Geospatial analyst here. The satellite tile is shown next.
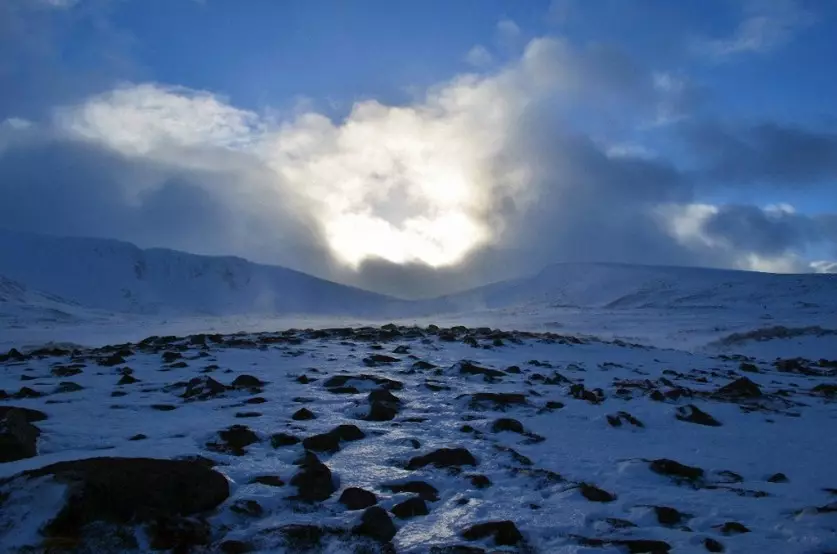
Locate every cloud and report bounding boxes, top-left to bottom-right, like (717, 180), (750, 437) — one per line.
(696, 0), (816, 60)
(1, 27), (836, 297)
(465, 45), (494, 67)
(687, 121), (837, 187)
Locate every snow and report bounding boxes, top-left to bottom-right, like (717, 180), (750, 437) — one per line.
(2, 327), (837, 552)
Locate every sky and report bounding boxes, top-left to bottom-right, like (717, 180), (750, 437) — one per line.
(1, 0), (836, 297)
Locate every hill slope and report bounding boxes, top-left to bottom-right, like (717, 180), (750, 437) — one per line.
(0, 230), (402, 317)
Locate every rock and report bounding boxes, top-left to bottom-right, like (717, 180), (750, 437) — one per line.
(767, 472), (788, 483)
(0, 406), (47, 422)
(580, 483), (616, 502)
(117, 374), (140, 385)
(491, 418), (525, 434)
(718, 521), (750, 535)
(382, 481), (439, 501)
(207, 425), (259, 456)
(147, 516), (211, 551)
(354, 506), (396, 542)
(324, 374), (403, 390)
(570, 384), (603, 404)
(150, 404), (177, 411)
(162, 351), (182, 363)
(469, 474), (491, 489)
(654, 506), (687, 525)
(0, 409), (40, 463)
(369, 388), (401, 404)
(292, 407), (316, 421)
(302, 432), (341, 454)
(128, 434), (147, 441)
(250, 475), (284, 487)
(649, 458), (704, 483)
(461, 521), (522, 546)
(13, 386), (42, 399)
(55, 381), (84, 394)
(430, 547), (486, 554)
(363, 354), (400, 366)
(393, 345), (410, 354)
(290, 451), (336, 502)
(367, 401), (398, 421)
(605, 518), (637, 529)
(52, 365), (83, 377)
(457, 361), (506, 380)
(704, 537), (724, 552)
(391, 497), (429, 519)
(407, 448), (477, 470)
(716, 377), (762, 399)
(218, 539), (254, 553)
(231, 374), (265, 390)
(14, 457), (228, 537)
(339, 487), (378, 510)
(219, 539), (254, 553)
(467, 393), (527, 411)
(676, 405), (722, 426)
(412, 361), (437, 371)
(181, 377), (227, 400)
(230, 499), (263, 517)
(606, 411), (644, 428)
(332, 424), (365, 441)
(270, 433), (301, 448)
(577, 537), (672, 553)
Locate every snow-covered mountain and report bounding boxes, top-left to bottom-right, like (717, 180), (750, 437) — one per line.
(0, 230), (402, 317)
(433, 262), (837, 312)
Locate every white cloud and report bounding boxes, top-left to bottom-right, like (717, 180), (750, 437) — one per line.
(811, 260), (837, 274)
(696, 0), (815, 60)
(496, 18), (521, 48)
(465, 45), (494, 67)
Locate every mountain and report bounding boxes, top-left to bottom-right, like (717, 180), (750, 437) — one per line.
(0, 229), (403, 317)
(432, 262), (837, 312)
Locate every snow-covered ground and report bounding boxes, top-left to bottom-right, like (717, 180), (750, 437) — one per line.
(2, 325), (837, 553)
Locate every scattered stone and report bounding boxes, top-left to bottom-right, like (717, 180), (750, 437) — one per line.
(207, 425), (259, 456)
(407, 448), (477, 470)
(270, 433), (300, 448)
(654, 506), (688, 526)
(676, 405), (722, 427)
(0, 406), (47, 422)
(245, 397), (267, 404)
(429, 547), (486, 554)
(363, 354), (400, 366)
(55, 381), (84, 394)
(181, 376), (227, 400)
(392, 497), (429, 519)
(469, 474), (491, 489)
(767, 472), (789, 483)
(128, 434), (147, 441)
(461, 521), (522, 546)
(580, 483), (616, 502)
(147, 516), (210, 551)
(235, 411), (261, 418)
(717, 521), (750, 535)
(13, 386), (42, 399)
(52, 365), (83, 378)
(230, 499), (263, 517)
(367, 401), (398, 422)
(649, 458), (704, 483)
(339, 487), (377, 510)
(290, 451), (336, 502)
(606, 411), (644, 428)
(292, 407), (316, 421)
(150, 404), (177, 412)
(219, 539), (254, 553)
(369, 388), (401, 404)
(354, 506), (396, 542)
(704, 537), (724, 552)
(231, 374), (265, 390)
(491, 418), (525, 434)
(382, 481), (439, 501)
(467, 393), (527, 411)
(457, 361), (506, 380)
(0, 409), (40, 462)
(117, 374), (140, 385)
(570, 384), (604, 404)
(716, 377), (762, 399)
(250, 475), (284, 487)
(302, 432), (340, 454)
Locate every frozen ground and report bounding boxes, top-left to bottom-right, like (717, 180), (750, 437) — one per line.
(2, 324), (837, 553)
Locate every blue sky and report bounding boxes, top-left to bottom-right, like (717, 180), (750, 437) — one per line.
(1, 0), (836, 292)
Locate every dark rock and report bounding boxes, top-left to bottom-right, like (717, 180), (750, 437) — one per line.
(716, 377), (762, 398)
(162, 351), (183, 363)
(128, 434), (147, 441)
(363, 354), (400, 366)
(52, 365), (83, 377)
(303, 432), (341, 454)
(150, 404), (177, 412)
(292, 407), (316, 421)
(577, 537), (672, 553)
(606, 411), (644, 428)
(412, 361), (437, 370)
(570, 384), (603, 404)
(55, 381), (84, 394)
(324, 373), (403, 391)
(649, 390), (666, 402)
(230, 499), (263, 517)
(16, 457), (228, 537)
(333, 424), (365, 441)
(245, 397), (267, 404)
(207, 425), (259, 456)
(13, 386), (42, 399)
(219, 539), (254, 553)
(491, 418), (525, 434)
(393, 345), (410, 354)
(290, 451), (336, 502)
(275, 524), (328, 550)
(391, 497), (429, 519)
(382, 481), (439, 501)
(430, 546), (486, 554)
(467, 393), (527, 410)
(407, 448), (477, 470)
(147, 516), (211, 551)
(649, 458), (704, 482)
(181, 376), (227, 400)
(676, 404), (722, 426)
(250, 475), (284, 487)
(469, 474), (491, 489)
(461, 521), (522, 546)
(231, 374), (265, 390)
(654, 506), (687, 525)
(0, 406), (47, 422)
(457, 361), (506, 380)
(0, 409), (40, 462)
(99, 353), (126, 367)
(367, 401), (398, 421)
(235, 411), (261, 418)
(339, 487), (377, 510)
(704, 538), (724, 552)
(718, 521), (750, 535)
(270, 433), (300, 448)
(580, 483), (616, 502)
(117, 374), (140, 385)
(354, 506), (396, 542)
(605, 518), (637, 529)
(369, 388), (401, 404)
(767, 472), (788, 483)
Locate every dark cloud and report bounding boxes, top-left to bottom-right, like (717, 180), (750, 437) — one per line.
(689, 122), (837, 187)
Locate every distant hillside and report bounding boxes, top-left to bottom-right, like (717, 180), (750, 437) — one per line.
(432, 262), (837, 312)
(0, 230), (403, 317)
